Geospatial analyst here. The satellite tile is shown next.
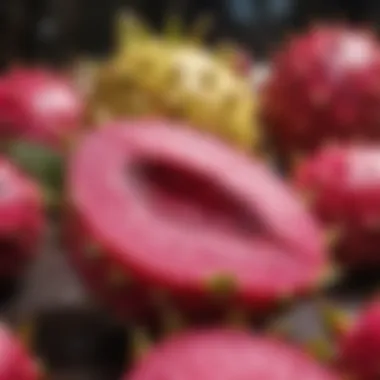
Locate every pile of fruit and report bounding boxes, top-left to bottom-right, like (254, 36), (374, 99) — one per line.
(1, 13), (380, 380)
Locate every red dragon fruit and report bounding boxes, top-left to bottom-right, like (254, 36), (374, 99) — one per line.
(336, 300), (380, 380)
(0, 322), (40, 380)
(65, 119), (327, 321)
(262, 25), (380, 169)
(0, 157), (44, 279)
(293, 143), (380, 268)
(124, 328), (339, 380)
(0, 66), (84, 148)
(0, 66), (85, 205)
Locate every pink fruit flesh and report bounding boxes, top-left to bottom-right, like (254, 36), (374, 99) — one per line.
(0, 67), (84, 149)
(262, 25), (380, 161)
(0, 323), (40, 380)
(338, 300), (380, 380)
(125, 328), (339, 380)
(294, 143), (380, 267)
(0, 157), (44, 277)
(66, 120), (326, 317)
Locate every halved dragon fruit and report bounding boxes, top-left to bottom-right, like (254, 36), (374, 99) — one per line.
(294, 143), (380, 267)
(124, 328), (339, 380)
(0, 66), (85, 205)
(0, 322), (40, 380)
(262, 25), (380, 169)
(0, 157), (44, 279)
(65, 119), (327, 320)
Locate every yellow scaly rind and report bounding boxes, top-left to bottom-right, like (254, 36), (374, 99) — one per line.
(87, 13), (260, 153)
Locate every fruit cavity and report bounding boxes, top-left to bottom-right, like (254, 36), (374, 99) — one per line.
(65, 119), (327, 320)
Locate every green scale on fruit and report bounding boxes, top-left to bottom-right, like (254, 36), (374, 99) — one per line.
(0, 66), (85, 210)
(3, 140), (64, 209)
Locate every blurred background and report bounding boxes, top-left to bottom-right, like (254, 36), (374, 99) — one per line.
(2, 0), (380, 69)
(0, 1), (379, 379)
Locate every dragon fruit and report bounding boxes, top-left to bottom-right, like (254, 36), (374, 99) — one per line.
(0, 66), (84, 148)
(85, 14), (259, 152)
(336, 300), (380, 380)
(262, 25), (380, 168)
(0, 66), (85, 205)
(124, 328), (339, 380)
(293, 143), (380, 267)
(0, 322), (40, 380)
(0, 157), (44, 279)
(65, 119), (327, 321)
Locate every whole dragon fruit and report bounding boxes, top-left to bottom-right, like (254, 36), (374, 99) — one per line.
(65, 119), (327, 321)
(0, 157), (45, 279)
(293, 143), (380, 268)
(0, 67), (84, 148)
(0, 66), (85, 205)
(336, 300), (380, 380)
(262, 25), (380, 168)
(0, 322), (40, 380)
(124, 328), (339, 380)
(85, 14), (259, 152)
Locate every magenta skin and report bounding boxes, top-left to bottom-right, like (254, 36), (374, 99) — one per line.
(262, 25), (380, 161)
(0, 157), (45, 277)
(124, 329), (339, 380)
(338, 300), (380, 380)
(0, 323), (40, 380)
(294, 143), (380, 267)
(0, 67), (84, 149)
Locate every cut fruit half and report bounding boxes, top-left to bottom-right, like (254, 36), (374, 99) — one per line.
(65, 119), (328, 319)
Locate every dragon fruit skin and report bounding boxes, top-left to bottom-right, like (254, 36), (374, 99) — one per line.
(0, 67), (85, 206)
(0, 157), (45, 278)
(294, 143), (380, 267)
(65, 119), (328, 321)
(262, 25), (380, 167)
(337, 300), (380, 380)
(0, 323), (40, 380)
(0, 67), (84, 149)
(124, 328), (339, 380)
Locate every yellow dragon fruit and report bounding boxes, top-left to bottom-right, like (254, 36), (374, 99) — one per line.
(83, 13), (260, 152)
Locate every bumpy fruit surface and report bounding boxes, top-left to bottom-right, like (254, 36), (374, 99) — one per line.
(65, 119), (327, 320)
(86, 15), (259, 152)
(262, 25), (380, 166)
(294, 143), (380, 267)
(337, 300), (380, 380)
(0, 157), (44, 278)
(0, 66), (84, 148)
(124, 328), (339, 380)
(0, 67), (84, 201)
(0, 323), (40, 380)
